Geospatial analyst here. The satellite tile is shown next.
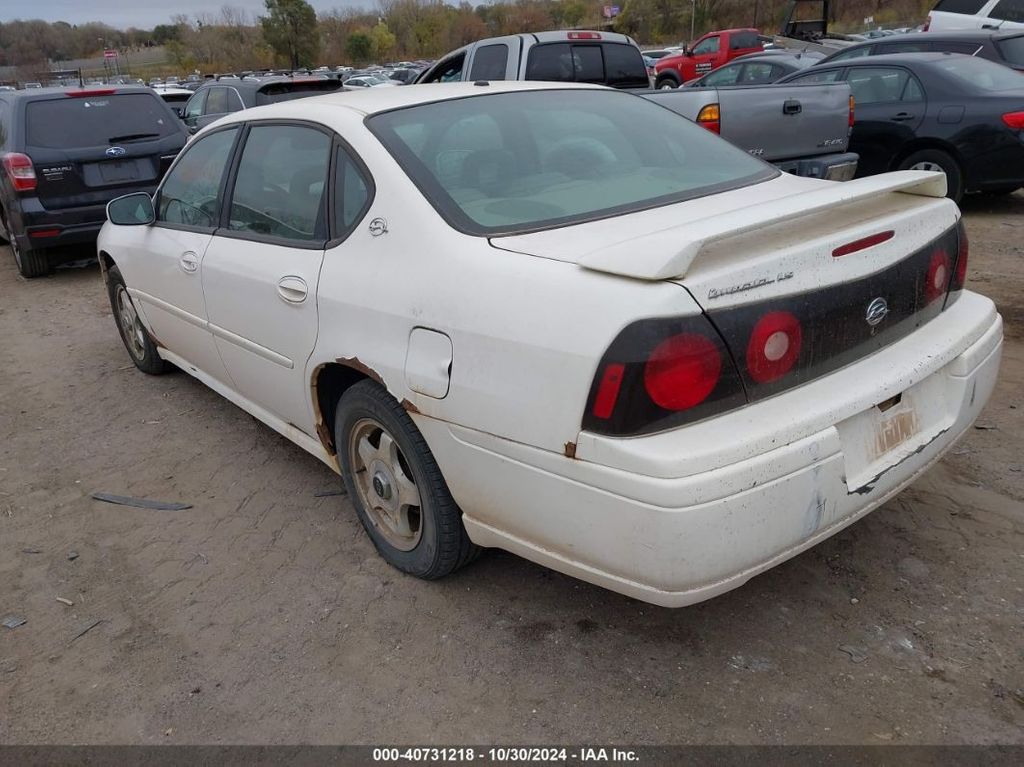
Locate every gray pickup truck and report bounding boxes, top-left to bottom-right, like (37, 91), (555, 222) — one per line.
(642, 82), (858, 180)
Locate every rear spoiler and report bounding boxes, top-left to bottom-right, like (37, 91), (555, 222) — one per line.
(578, 171), (947, 281)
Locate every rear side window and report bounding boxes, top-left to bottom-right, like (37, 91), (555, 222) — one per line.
(789, 68), (843, 83)
(829, 46), (872, 61)
(25, 93), (177, 148)
(932, 53), (1024, 89)
(991, 0), (1024, 22)
(995, 34), (1024, 64)
(940, 41), (986, 54)
(205, 87), (229, 114)
(469, 44), (509, 81)
(931, 0), (988, 11)
(731, 32), (760, 49)
(703, 64), (742, 85)
(333, 146), (372, 235)
(158, 127), (238, 228)
(845, 67), (914, 104)
(602, 44), (649, 88)
(227, 124), (331, 242)
(881, 41), (931, 53)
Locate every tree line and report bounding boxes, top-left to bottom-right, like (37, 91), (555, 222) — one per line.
(1, 0), (933, 74)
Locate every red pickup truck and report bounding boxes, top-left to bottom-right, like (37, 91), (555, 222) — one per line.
(654, 28), (764, 89)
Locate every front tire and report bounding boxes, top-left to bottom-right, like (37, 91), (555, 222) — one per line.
(897, 149), (963, 203)
(106, 265), (170, 374)
(336, 380), (479, 579)
(656, 77), (678, 90)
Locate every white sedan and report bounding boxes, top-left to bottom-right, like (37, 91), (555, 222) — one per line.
(98, 81), (1002, 607)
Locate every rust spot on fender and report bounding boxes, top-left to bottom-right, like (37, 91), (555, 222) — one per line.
(564, 441), (577, 459)
(400, 398), (421, 415)
(335, 356), (384, 386)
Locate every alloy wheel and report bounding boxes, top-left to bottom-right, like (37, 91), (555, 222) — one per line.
(115, 285), (146, 360)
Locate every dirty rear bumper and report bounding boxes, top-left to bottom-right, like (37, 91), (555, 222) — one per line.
(416, 293), (1002, 607)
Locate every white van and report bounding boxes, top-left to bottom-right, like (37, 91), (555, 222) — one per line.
(926, 0), (1024, 31)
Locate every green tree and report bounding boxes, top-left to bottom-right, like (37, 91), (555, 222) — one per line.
(370, 22), (398, 62)
(260, 0), (319, 68)
(346, 31), (373, 65)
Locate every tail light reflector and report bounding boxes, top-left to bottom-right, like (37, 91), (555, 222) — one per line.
(696, 103), (721, 134)
(2, 152), (37, 192)
(28, 228), (61, 238)
(849, 95), (855, 128)
(925, 247), (951, 303)
(592, 363), (625, 420)
(951, 220), (969, 291)
(746, 312), (802, 384)
(644, 333), (722, 411)
(1002, 111), (1024, 129)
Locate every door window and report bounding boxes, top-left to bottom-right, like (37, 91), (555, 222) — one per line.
(931, 0), (987, 11)
(333, 146), (373, 236)
(226, 88), (244, 112)
(702, 64), (741, 85)
(829, 46), (873, 61)
(469, 44), (509, 81)
(421, 54), (466, 83)
(740, 62), (779, 83)
(205, 87), (228, 115)
(990, 0), (1024, 22)
(844, 67), (913, 105)
(184, 90), (207, 119)
(157, 127), (238, 228)
(226, 124), (331, 242)
(788, 68), (843, 83)
(692, 36), (721, 56)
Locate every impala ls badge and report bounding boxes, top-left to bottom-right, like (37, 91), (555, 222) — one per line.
(106, 146), (127, 157)
(865, 297), (889, 327)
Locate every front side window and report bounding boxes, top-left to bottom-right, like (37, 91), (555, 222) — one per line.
(184, 90), (206, 119)
(740, 62), (779, 83)
(158, 127), (238, 228)
(692, 36), (721, 56)
(845, 67), (912, 105)
(788, 68), (843, 83)
(469, 44), (509, 81)
(422, 54), (466, 84)
(368, 89), (774, 236)
(227, 124), (331, 242)
(703, 64), (741, 86)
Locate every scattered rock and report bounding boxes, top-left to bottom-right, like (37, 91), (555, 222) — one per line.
(55, 597), (74, 607)
(2, 615), (26, 630)
(67, 551), (79, 561)
(850, 597), (860, 605)
(21, 547), (41, 554)
(973, 424), (997, 431)
(838, 644), (868, 664)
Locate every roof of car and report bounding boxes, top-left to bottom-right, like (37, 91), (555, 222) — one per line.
(815, 51), (991, 68)
(0, 85), (158, 102)
(207, 81), (608, 125)
(841, 29), (1024, 46)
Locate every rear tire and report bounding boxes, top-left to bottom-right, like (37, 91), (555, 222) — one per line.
(336, 380), (480, 580)
(656, 77), (678, 90)
(897, 149), (963, 204)
(1, 208), (50, 278)
(107, 265), (171, 374)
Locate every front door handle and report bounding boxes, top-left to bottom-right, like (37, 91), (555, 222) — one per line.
(892, 112), (916, 122)
(783, 99), (802, 116)
(276, 276), (308, 304)
(179, 251), (199, 273)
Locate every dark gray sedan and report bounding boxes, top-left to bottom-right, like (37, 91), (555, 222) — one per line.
(684, 50), (825, 87)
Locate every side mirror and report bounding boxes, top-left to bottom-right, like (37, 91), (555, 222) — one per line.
(107, 192), (155, 226)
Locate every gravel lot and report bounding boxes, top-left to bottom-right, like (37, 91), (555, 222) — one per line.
(1, 194), (1022, 745)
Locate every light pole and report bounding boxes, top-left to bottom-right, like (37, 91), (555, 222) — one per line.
(690, 0), (696, 44)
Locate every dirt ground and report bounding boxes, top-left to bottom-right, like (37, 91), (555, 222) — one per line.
(1, 195), (1022, 746)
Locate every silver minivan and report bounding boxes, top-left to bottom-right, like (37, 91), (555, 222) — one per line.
(926, 0), (1024, 32)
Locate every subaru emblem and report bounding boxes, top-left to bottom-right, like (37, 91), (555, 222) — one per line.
(106, 146), (126, 157)
(865, 297), (889, 327)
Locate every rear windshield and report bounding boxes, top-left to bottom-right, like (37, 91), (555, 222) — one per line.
(526, 43), (649, 89)
(996, 34), (1024, 66)
(932, 0), (987, 12)
(932, 54), (1024, 90)
(368, 89), (775, 236)
(25, 93), (177, 148)
(255, 80), (342, 105)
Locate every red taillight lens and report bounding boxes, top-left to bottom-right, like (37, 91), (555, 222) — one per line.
(1002, 111), (1024, 130)
(925, 247), (951, 303)
(592, 363), (625, 420)
(745, 311), (802, 384)
(952, 220), (969, 291)
(644, 333), (722, 411)
(832, 230), (894, 258)
(567, 32), (601, 40)
(68, 88), (116, 97)
(849, 95), (855, 128)
(696, 103), (721, 135)
(2, 152), (37, 192)
(923, 16), (931, 32)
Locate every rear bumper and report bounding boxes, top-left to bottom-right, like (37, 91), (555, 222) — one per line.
(417, 292), (1002, 607)
(775, 152), (859, 181)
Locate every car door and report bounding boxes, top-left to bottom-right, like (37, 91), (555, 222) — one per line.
(690, 35), (722, 77)
(182, 88), (207, 133)
(842, 66), (927, 176)
(125, 125), (240, 383)
(199, 121), (334, 430)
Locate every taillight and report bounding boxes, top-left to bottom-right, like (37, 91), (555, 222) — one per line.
(567, 32), (601, 40)
(832, 230), (894, 258)
(849, 95), (855, 128)
(745, 311), (802, 384)
(644, 333), (721, 410)
(68, 88), (116, 97)
(583, 315), (745, 436)
(924, 247), (951, 304)
(2, 152), (37, 192)
(1002, 111), (1024, 129)
(923, 15), (931, 32)
(950, 219), (969, 293)
(696, 103), (720, 135)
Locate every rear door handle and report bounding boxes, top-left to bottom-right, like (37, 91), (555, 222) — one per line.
(276, 276), (308, 304)
(892, 112), (916, 122)
(783, 99), (802, 115)
(179, 251), (199, 273)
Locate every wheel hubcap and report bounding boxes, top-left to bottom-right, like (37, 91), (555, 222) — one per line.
(116, 286), (146, 360)
(349, 418), (422, 551)
(910, 161), (944, 174)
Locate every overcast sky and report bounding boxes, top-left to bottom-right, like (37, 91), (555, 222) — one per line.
(2, 1), (376, 29)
